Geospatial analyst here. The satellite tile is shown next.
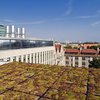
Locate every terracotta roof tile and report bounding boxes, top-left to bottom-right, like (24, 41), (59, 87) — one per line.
(65, 49), (79, 53)
(81, 49), (97, 54)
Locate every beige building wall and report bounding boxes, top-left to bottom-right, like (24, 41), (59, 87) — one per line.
(0, 46), (56, 65)
(64, 55), (96, 68)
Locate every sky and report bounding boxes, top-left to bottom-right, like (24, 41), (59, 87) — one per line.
(0, 0), (100, 42)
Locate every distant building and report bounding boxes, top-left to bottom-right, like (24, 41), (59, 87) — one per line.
(0, 25), (6, 37)
(66, 42), (79, 48)
(64, 48), (100, 67)
(65, 42), (100, 49)
(0, 25), (64, 66)
(81, 43), (99, 49)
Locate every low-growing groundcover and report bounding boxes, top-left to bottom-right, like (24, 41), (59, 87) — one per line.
(0, 62), (99, 100)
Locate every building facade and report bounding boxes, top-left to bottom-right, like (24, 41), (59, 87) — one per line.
(0, 45), (55, 65)
(64, 49), (100, 67)
(0, 38), (64, 65)
(0, 25), (64, 66)
(0, 25), (6, 37)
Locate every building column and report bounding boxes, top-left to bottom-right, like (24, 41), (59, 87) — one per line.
(21, 55), (24, 62)
(72, 57), (75, 67)
(43, 52), (45, 64)
(25, 55), (28, 63)
(85, 57), (89, 68)
(48, 51), (50, 64)
(46, 51), (48, 64)
(49, 51), (51, 65)
(31, 53), (33, 63)
(45, 51), (47, 64)
(16, 56), (19, 62)
(10, 57), (13, 62)
(33, 53), (35, 64)
(40, 52), (42, 64)
(36, 53), (38, 64)
(29, 54), (32, 63)
(78, 57), (82, 67)
(90, 57), (93, 61)
(69, 57), (71, 66)
(38, 52), (41, 64)
(42, 51), (44, 64)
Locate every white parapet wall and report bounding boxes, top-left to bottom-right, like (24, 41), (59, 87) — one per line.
(0, 46), (56, 65)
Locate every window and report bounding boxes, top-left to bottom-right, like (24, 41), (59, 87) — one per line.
(31, 54), (33, 63)
(40, 52), (42, 63)
(66, 56), (69, 59)
(13, 56), (16, 61)
(28, 54), (30, 63)
(82, 57), (85, 60)
(66, 61), (69, 64)
(7, 57), (10, 61)
(0, 40), (10, 50)
(82, 62), (85, 66)
(23, 55), (26, 62)
(0, 39), (53, 50)
(75, 62), (78, 67)
(19, 56), (21, 62)
(11, 40), (21, 49)
(21, 40), (30, 48)
(75, 57), (78, 60)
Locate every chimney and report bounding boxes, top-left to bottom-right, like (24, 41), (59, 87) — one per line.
(22, 27), (25, 38)
(11, 25), (15, 38)
(6, 26), (9, 37)
(17, 28), (20, 38)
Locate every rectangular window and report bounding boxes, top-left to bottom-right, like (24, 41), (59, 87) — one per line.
(82, 62), (85, 66)
(66, 61), (69, 64)
(13, 56), (16, 61)
(75, 57), (78, 60)
(82, 57), (85, 60)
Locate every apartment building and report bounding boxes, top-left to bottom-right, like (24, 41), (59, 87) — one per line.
(64, 48), (100, 67)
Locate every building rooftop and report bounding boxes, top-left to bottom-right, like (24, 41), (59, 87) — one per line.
(65, 48), (99, 55)
(81, 49), (97, 54)
(0, 36), (53, 42)
(65, 49), (80, 53)
(0, 62), (99, 99)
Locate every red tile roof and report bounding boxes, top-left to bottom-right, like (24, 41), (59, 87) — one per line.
(65, 49), (97, 54)
(81, 49), (97, 54)
(65, 49), (79, 53)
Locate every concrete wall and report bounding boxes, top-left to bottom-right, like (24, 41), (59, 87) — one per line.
(0, 46), (56, 65)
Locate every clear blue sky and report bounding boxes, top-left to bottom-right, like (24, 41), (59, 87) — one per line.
(0, 0), (100, 42)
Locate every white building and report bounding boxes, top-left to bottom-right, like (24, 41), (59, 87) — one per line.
(64, 49), (100, 67)
(0, 25), (64, 65)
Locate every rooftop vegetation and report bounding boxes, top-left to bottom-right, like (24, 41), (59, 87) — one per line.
(0, 62), (99, 100)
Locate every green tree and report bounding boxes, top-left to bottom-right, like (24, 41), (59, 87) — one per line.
(73, 46), (78, 49)
(89, 46), (97, 50)
(64, 45), (72, 49)
(89, 58), (100, 68)
(97, 45), (100, 48)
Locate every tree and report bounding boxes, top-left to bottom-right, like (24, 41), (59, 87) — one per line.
(73, 47), (78, 49)
(89, 46), (97, 50)
(64, 45), (72, 49)
(88, 45), (100, 50)
(89, 58), (100, 68)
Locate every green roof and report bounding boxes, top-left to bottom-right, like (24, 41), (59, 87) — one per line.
(0, 62), (99, 100)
